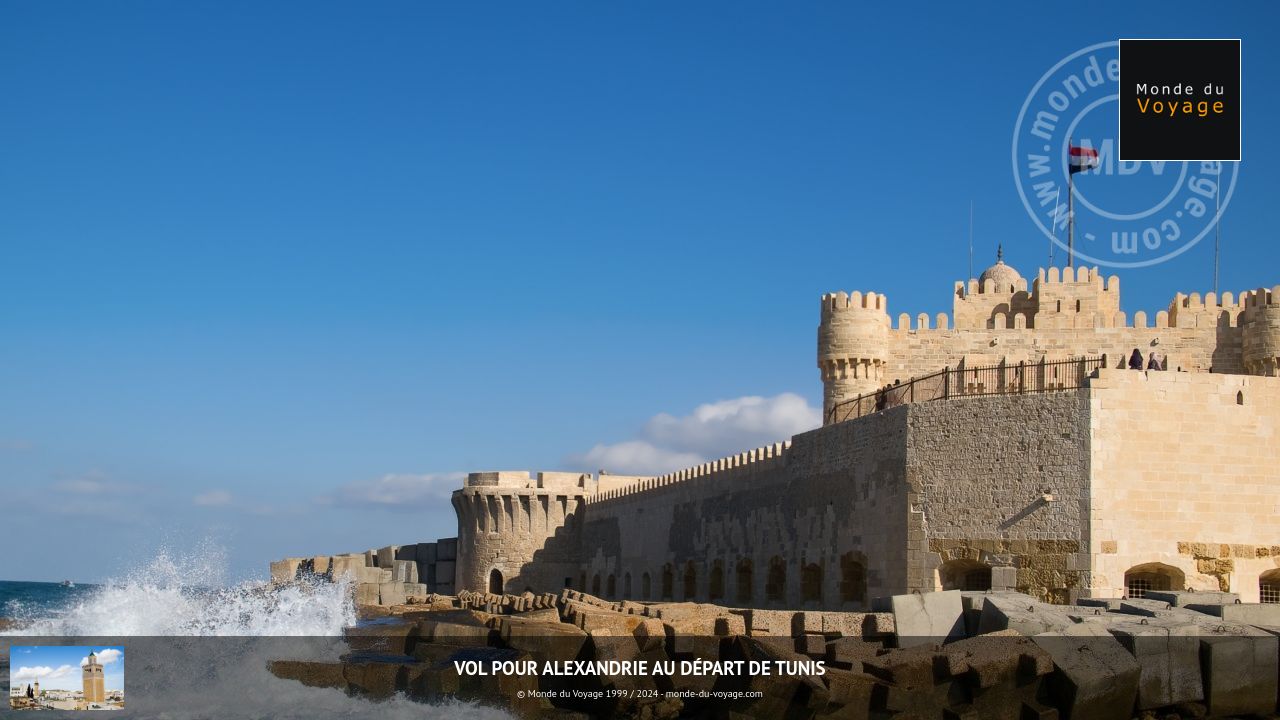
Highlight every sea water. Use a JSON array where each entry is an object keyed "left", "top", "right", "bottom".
[{"left": 1, "top": 548, "right": 511, "bottom": 719}]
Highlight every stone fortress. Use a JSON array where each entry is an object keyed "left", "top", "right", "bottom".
[
  {"left": 445, "top": 255, "right": 1280, "bottom": 610},
  {"left": 279, "top": 257, "right": 1280, "bottom": 613}
]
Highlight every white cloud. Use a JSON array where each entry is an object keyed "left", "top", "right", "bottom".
[
  {"left": 570, "top": 441, "right": 704, "bottom": 477},
  {"left": 566, "top": 393, "right": 821, "bottom": 476},
  {"left": 13, "top": 665, "right": 75, "bottom": 682},
  {"left": 193, "top": 490, "right": 233, "bottom": 507},
  {"left": 328, "top": 473, "right": 465, "bottom": 510},
  {"left": 80, "top": 649, "right": 121, "bottom": 667},
  {"left": 54, "top": 470, "right": 135, "bottom": 496}
]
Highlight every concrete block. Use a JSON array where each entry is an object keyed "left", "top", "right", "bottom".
[
  {"left": 1143, "top": 590, "right": 1238, "bottom": 608},
  {"left": 1210, "top": 603, "right": 1280, "bottom": 626},
  {"left": 990, "top": 566, "right": 1017, "bottom": 590},
  {"left": 435, "top": 560, "right": 456, "bottom": 584},
  {"left": 1199, "top": 630, "right": 1278, "bottom": 717},
  {"left": 330, "top": 555, "right": 364, "bottom": 582},
  {"left": 417, "top": 543, "right": 437, "bottom": 564},
  {"left": 978, "top": 594, "right": 1075, "bottom": 636},
  {"left": 270, "top": 559, "right": 300, "bottom": 583},
  {"left": 500, "top": 618, "right": 588, "bottom": 663},
  {"left": 375, "top": 546, "right": 399, "bottom": 569},
  {"left": 436, "top": 537, "right": 458, "bottom": 561},
  {"left": 1031, "top": 632, "right": 1140, "bottom": 720},
  {"left": 743, "top": 609, "right": 796, "bottom": 636},
  {"left": 1107, "top": 621, "right": 1203, "bottom": 710},
  {"left": 378, "top": 581, "right": 407, "bottom": 607},
  {"left": 354, "top": 582, "right": 379, "bottom": 606},
  {"left": 888, "top": 590, "right": 964, "bottom": 648},
  {"left": 392, "top": 559, "right": 418, "bottom": 584},
  {"left": 423, "top": 621, "right": 497, "bottom": 647},
  {"left": 394, "top": 544, "right": 418, "bottom": 562},
  {"left": 310, "top": 556, "right": 331, "bottom": 575}
]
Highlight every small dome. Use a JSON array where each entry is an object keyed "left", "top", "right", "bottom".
[{"left": 978, "top": 246, "right": 1022, "bottom": 289}]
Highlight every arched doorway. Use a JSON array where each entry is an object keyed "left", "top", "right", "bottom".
[
  {"left": 939, "top": 559, "right": 992, "bottom": 591},
  {"left": 683, "top": 561, "right": 697, "bottom": 600},
  {"left": 801, "top": 562, "right": 823, "bottom": 604},
  {"left": 641, "top": 572, "right": 652, "bottom": 600},
  {"left": 488, "top": 568, "right": 504, "bottom": 595},
  {"left": 735, "top": 558, "right": 754, "bottom": 604},
  {"left": 840, "top": 552, "right": 867, "bottom": 605},
  {"left": 592, "top": 573, "right": 601, "bottom": 597},
  {"left": 1123, "top": 562, "right": 1185, "bottom": 598},
  {"left": 624, "top": 572, "right": 632, "bottom": 598},
  {"left": 1261, "top": 569, "right": 1280, "bottom": 604},
  {"left": 766, "top": 556, "right": 786, "bottom": 603},
  {"left": 709, "top": 560, "right": 724, "bottom": 601}
]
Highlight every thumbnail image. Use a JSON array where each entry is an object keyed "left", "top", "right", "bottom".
[{"left": 9, "top": 647, "right": 124, "bottom": 711}]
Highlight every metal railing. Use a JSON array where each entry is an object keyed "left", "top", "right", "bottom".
[{"left": 826, "top": 355, "right": 1107, "bottom": 425}]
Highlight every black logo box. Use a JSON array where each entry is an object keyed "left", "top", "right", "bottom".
[{"left": 1119, "top": 39, "right": 1240, "bottom": 161}]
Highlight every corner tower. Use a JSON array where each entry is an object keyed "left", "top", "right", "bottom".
[
  {"left": 1242, "top": 286, "right": 1280, "bottom": 376},
  {"left": 452, "top": 471, "right": 592, "bottom": 595},
  {"left": 817, "top": 290, "right": 890, "bottom": 423}
]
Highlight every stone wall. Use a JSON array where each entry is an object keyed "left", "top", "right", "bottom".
[
  {"left": 579, "top": 411, "right": 910, "bottom": 610},
  {"left": 1087, "top": 369, "right": 1280, "bottom": 601},
  {"left": 904, "top": 391, "right": 1092, "bottom": 602}
]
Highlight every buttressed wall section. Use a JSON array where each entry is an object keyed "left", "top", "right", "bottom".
[
  {"left": 1087, "top": 370, "right": 1280, "bottom": 602},
  {"left": 578, "top": 419, "right": 908, "bottom": 609}
]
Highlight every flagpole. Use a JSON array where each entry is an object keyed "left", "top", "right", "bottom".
[
  {"left": 1067, "top": 137, "right": 1074, "bottom": 269},
  {"left": 1050, "top": 187, "right": 1060, "bottom": 267},
  {"left": 1214, "top": 177, "right": 1221, "bottom": 297}
]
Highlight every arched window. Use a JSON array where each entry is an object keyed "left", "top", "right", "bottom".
[
  {"left": 709, "top": 560, "right": 724, "bottom": 601},
  {"left": 683, "top": 561, "right": 697, "bottom": 601},
  {"left": 624, "top": 572, "right": 632, "bottom": 598},
  {"left": 641, "top": 572, "right": 651, "bottom": 600},
  {"left": 1237, "top": 390, "right": 1245, "bottom": 405},
  {"left": 801, "top": 562, "right": 823, "bottom": 603},
  {"left": 488, "top": 568, "right": 504, "bottom": 595},
  {"left": 840, "top": 552, "right": 867, "bottom": 605},
  {"left": 661, "top": 564, "right": 674, "bottom": 600},
  {"left": 606, "top": 574, "right": 616, "bottom": 598},
  {"left": 735, "top": 558, "right": 754, "bottom": 604},
  {"left": 766, "top": 556, "right": 786, "bottom": 603},
  {"left": 939, "top": 559, "right": 992, "bottom": 591},
  {"left": 1261, "top": 569, "right": 1280, "bottom": 604},
  {"left": 591, "top": 573, "right": 601, "bottom": 597},
  {"left": 1123, "top": 562, "right": 1185, "bottom": 598}
]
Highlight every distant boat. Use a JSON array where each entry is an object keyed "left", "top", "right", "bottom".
[{"left": 61, "top": 580, "right": 74, "bottom": 587}]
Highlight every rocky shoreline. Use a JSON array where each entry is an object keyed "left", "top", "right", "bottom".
[{"left": 267, "top": 586, "right": 1280, "bottom": 719}]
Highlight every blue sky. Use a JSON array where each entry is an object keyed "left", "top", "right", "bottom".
[
  {"left": 2, "top": 2, "right": 1277, "bottom": 582},
  {"left": 10, "top": 646, "right": 124, "bottom": 692}
]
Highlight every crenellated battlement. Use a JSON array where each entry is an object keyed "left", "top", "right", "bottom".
[
  {"left": 581, "top": 440, "right": 792, "bottom": 506},
  {"left": 819, "top": 255, "right": 1280, "bottom": 424},
  {"left": 820, "top": 290, "right": 889, "bottom": 315}
]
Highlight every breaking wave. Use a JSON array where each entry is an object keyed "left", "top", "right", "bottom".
[{"left": 2, "top": 545, "right": 513, "bottom": 719}]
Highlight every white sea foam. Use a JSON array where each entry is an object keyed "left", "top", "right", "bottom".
[{"left": 2, "top": 545, "right": 513, "bottom": 719}]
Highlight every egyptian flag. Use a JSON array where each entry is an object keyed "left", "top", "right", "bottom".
[{"left": 1069, "top": 145, "right": 1099, "bottom": 174}]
